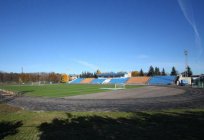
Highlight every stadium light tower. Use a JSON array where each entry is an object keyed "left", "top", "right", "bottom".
[{"left": 184, "top": 50, "right": 188, "bottom": 77}]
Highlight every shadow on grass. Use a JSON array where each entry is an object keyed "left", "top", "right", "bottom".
[
  {"left": 0, "top": 121, "right": 23, "bottom": 139},
  {"left": 38, "top": 111, "right": 204, "bottom": 140}
]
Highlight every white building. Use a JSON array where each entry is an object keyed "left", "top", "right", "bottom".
[{"left": 177, "top": 74, "right": 191, "bottom": 85}]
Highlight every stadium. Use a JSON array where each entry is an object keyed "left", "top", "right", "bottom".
[
  {"left": 1, "top": 72, "right": 204, "bottom": 139},
  {"left": 0, "top": 55, "right": 204, "bottom": 140},
  {"left": 0, "top": 71, "right": 204, "bottom": 111},
  {"left": 1, "top": 0, "right": 204, "bottom": 139}
]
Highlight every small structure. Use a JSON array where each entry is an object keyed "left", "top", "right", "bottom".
[
  {"left": 192, "top": 74, "right": 204, "bottom": 88},
  {"left": 177, "top": 74, "right": 191, "bottom": 86}
]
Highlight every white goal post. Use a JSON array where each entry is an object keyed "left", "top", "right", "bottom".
[
  {"left": 114, "top": 83, "right": 126, "bottom": 89},
  {"left": 100, "top": 83, "right": 126, "bottom": 90}
]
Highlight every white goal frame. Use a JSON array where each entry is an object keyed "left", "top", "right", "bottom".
[
  {"left": 114, "top": 83, "right": 126, "bottom": 89},
  {"left": 100, "top": 83, "right": 126, "bottom": 90}
]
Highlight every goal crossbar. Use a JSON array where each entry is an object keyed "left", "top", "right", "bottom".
[{"left": 100, "top": 83, "right": 126, "bottom": 90}]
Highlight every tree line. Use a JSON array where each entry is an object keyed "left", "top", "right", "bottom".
[
  {"left": 0, "top": 71, "right": 100, "bottom": 84},
  {"left": 0, "top": 66, "right": 193, "bottom": 83},
  {"left": 0, "top": 72, "right": 62, "bottom": 84},
  {"left": 79, "top": 70, "right": 101, "bottom": 78},
  {"left": 131, "top": 66, "right": 193, "bottom": 77},
  {"left": 78, "top": 66, "right": 193, "bottom": 78},
  {"left": 79, "top": 71, "right": 98, "bottom": 78}
]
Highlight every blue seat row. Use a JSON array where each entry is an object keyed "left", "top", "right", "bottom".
[
  {"left": 148, "top": 76, "right": 176, "bottom": 85},
  {"left": 70, "top": 78, "right": 84, "bottom": 84},
  {"left": 109, "top": 78, "right": 129, "bottom": 84},
  {"left": 91, "top": 78, "right": 106, "bottom": 84},
  {"left": 70, "top": 76, "right": 177, "bottom": 85}
]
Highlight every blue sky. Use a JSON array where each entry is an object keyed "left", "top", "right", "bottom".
[{"left": 0, "top": 0, "right": 204, "bottom": 74}]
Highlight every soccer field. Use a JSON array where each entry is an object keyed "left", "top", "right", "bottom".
[{"left": 0, "top": 84, "right": 142, "bottom": 97}]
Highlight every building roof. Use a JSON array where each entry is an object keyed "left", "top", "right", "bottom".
[{"left": 97, "top": 72, "right": 128, "bottom": 78}]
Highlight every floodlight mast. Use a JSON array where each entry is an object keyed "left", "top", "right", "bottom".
[{"left": 184, "top": 50, "right": 188, "bottom": 77}]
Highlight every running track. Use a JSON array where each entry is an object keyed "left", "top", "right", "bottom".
[{"left": 1, "top": 86, "right": 204, "bottom": 112}]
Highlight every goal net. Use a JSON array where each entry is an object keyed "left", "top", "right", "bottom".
[
  {"left": 100, "top": 83, "right": 126, "bottom": 90},
  {"left": 114, "top": 83, "right": 126, "bottom": 89}
]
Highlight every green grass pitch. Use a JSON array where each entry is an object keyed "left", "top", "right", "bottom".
[{"left": 0, "top": 84, "right": 143, "bottom": 97}]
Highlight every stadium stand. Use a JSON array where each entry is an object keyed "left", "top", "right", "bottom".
[
  {"left": 69, "top": 76, "right": 177, "bottom": 85},
  {"left": 81, "top": 78, "right": 94, "bottom": 84},
  {"left": 109, "top": 78, "right": 129, "bottom": 84},
  {"left": 103, "top": 78, "right": 112, "bottom": 84},
  {"left": 69, "top": 78, "right": 84, "bottom": 84},
  {"left": 91, "top": 78, "right": 107, "bottom": 84},
  {"left": 127, "top": 77, "right": 150, "bottom": 84},
  {"left": 148, "top": 76, "right": 177, "bottom": 85}
]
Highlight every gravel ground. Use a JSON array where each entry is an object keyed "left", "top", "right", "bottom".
[{"left": 2, "top": 86, "right": 204, "bottom": 112}]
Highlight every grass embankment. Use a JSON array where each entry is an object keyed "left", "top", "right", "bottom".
[
  {"left": 0, "top": 84, "right": 142, "bottom": 97},
  {"left": 0, "top": 104, "right": 204, "bottom": 140}
]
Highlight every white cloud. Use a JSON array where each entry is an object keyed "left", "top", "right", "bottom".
[{"left": 177, "top": 0, "right": 203, "bottom": 57}]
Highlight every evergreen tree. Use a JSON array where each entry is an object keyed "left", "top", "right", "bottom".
[
  {"left": 170, "top": 66, "right": 177, "bottom": 76},
  {"left": 139, "top": 69, "right": 144, "bottom": 76},
  {"left": 161, "top": 68, "right": 166, "bottom": 76},
  {"left": 80, "top": 71, "right": 95, "bottom": 78},
  {"left": 184, "top": 66, "right": 193, "bottom": 77},
  {"left": 154, "top": 67, "right": 160, "bottom": 75},
  {"left": 187, "top": 66, "right": 193, "bottom": 76},
  {"left": 147, "top": 66, "right": 154, "bottom": 76},
  {"left": 94, "top": 72, "right": 98, "bottom": 78}
]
